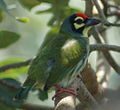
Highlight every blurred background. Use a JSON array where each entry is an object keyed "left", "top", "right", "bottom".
[{"left": 0, "top": 0, "right": 120, "bottom": 110}]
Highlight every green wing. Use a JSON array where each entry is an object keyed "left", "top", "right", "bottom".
[
  {"left": 61, "top": 38, "right": 86, "bottom": 67},
  {"left": 23, "top": 27, "right": 59, "bottom": 87},
  {"left": 44, "top": 36, "right": 89, "bottom": 90}
]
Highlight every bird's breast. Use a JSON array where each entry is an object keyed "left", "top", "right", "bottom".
[{"left": 61, "top": 39, "right": 85, "bottom": 66}]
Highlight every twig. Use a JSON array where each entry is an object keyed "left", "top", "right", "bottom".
[
  {"left": 0, "top": 58, "right": 33, "bottom": 72},
  {"left": 96, "top": 31, "right": 110, "bottom": 86},
  {"left": 100, "top": 0, "right": 108, "bottom": 16},
  {"left": 92, "top": 27, "right": 120, "bottom": 74},
  {"left": 92, "top": 0, "right": 120, "bottom": 26},
  {"left": 92, "top": 0, "right": 109, "bottom": 24},
  {"left": 108, "top": 3, "right": 120, "bottom": 9},
  {"left": 90, "top": 44, "right": 120, "bottom": 52}
]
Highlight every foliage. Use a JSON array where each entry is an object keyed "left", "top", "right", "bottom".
[
  {"left": 0, "top": 78, "right": 22, "bottom": 109},
  {"left": 0, "top": 0, "right": 120, "bottom": 110},
  {"left": 0, "top": 9, "right": 3, "bottom": 22},
  {"left": 0, "top": 59, "right": 28, "bottom": 79},
  {"left": 0, "top": 31, "right": 20, "bottom": 49}
]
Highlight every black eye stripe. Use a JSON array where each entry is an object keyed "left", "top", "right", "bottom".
[{"left": 75, "top": 19, "right": 83, "bottom": 24}]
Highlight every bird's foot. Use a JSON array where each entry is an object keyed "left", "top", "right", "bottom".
[{"left": 52, "top": 85, "right": 77, "bottom": 100}]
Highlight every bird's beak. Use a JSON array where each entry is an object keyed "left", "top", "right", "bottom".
[{"left": 85, "top": 18, "right": 101, "bottom": 27}]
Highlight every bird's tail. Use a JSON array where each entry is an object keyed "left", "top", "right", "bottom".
[{"left": 14, "top": 86, "right": 32, "bottom": 100}]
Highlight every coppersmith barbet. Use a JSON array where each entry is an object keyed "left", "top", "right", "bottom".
[{"left": 15, "top": 13, "right": 100, "bottom": 100}]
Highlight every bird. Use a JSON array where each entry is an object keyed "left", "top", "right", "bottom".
[{"left": 14, "top": 13, "right": 100, "bottom": 101}]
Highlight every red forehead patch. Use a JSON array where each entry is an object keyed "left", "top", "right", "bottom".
[{"left": 76, "top": 13, "right": 88, "bottom": 19}]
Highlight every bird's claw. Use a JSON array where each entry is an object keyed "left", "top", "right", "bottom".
[{"left": 52, "top": 85, "right": 77, "bottom": 100}]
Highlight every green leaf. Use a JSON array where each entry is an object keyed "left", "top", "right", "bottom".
[
  {"left": 16, "top": 17, "right": 30, "bottom": 23},
  {"left": 0, "top": 9, "right": 3, "bottom": 22},
  {"left": 0, "top": 104, "right": 16, "bottom": 110},
  {"left": 0, "top": 78, "right": 22, "bottom": 108},
  {"left": 0, "top": 31, "right": 20, "bottom": 49},
  {"left": 18, "top": 0, "right": 40, "bottom": 10},
  {"left": 0, "top": 59, "right": 28, "bottom": 79}
]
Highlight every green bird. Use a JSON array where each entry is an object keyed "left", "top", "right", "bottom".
[{"left": 14, "top": 13, "right": 100, "bottom": 101}]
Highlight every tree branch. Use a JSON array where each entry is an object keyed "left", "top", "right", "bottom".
[
  {"left": 92, "top": 27, "right": 120, "bottom": 74},
  {"left": 54, "top": 93, "right": 76, "bottom": 110},
  {"left": 54, "top": 64, "right": 100, "bottom": 110},
  {"left": 92, "top": 0, "right": 120, "bottom": 26},
  {"left": 90, "top": 44, "right": 120, "bottom": 52},
  {"left": 0, "top": 58, "right": 33, "bottom": 72}
]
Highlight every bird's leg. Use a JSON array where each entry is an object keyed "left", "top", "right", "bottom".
[{"left": 52, "top": 85, "right": 77, "bottom": 100}]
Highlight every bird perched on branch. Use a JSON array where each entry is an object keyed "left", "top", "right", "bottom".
[{"left": 14, "top": 13, "right": 100, "bottom": 101}]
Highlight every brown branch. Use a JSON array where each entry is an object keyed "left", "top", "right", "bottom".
[
  {"left": 92, "top": 0, "right": 120, "bottom": 26},
  {"left": 92, "top": 0, "right": 109, "bottom": 24},
  {"left": 74, "top": 66, "right": 99, "bottom": 108},
  {"left": 90, "top": 44, "right": 120, "bottom": 52},
  {"left": 54, "top": 64, "right": 101, "bottom": 110},
  {"left": 0, "top": 58, "right": 33, "bottom": 72},
  {"left": 54, "top": 93, "right": 76, "bottom": 110},
  {"left": 108, "top": 3, "right": 120, "bottom": 9},
  {"left": 54, "top": 64, "right": 100, "bottom": 109},
  {"left": 107, "top": 10, "right": 120, "bottom": 17},
  {"left": 54, "top": 73, "right": 99, "bottom": 110},
  {"left": 100, "top": 0, "right": 108, "bottom": 16},
  {"left": 92, "top": 27, "right": 120, "bottom": 74}
]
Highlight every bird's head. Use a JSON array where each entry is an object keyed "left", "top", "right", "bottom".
[{"left": 60, "top": 13, "right": 101, "bottom": 37}]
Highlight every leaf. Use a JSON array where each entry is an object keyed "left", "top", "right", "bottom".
[
  {"left": 0, "top": 9, "right": 3, "bottom": 22},
  {"left": 18, "top": 0, "right": 40, "bottom": 10},
  {"left": 0, "top": 78, "right": 22, "bottom": 108},
  {"left": 16, "top": 17, "right": 30, "bottom": 23},
  {"left": 0, "top": 104, "right": 16, "bottom": 110},
  {"left": 0, "top": 59, "right": 28, "bottom": 79},
  {"left": 0, "top": 31, "right": 20, "bottom": 49}
]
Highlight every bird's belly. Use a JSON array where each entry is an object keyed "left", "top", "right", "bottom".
[{"left": 59, "top": 53, "right": 88, "bottom": 88}]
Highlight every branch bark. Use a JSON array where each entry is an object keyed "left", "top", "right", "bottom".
[
  {"left": 92, "top": 0, "right": 120, "bottom": 26},
  {"left": 90, "top": 44, "right": 120, "bottom": 52},
  {"left": 0, "top": 59, "right": 33, "bottom": 72},
  {"left": 54, "top": 64, "right": 100, "bottom": 110},
  {"left": 92, "top": 27, "right": 120, "bottom": 74},
  {"left": 54, "top": 93, "right": 76, "bottom": 110}
]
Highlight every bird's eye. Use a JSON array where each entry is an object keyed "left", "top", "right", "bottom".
[
  {"left": 75, "top": 19, "right": 83, "bottom": 24},
  {"left": 74, "top": 17, "right": 84, "bottom": 24},
  {"left": 73, "top": 17, "right": 85, "bottom": 30}
]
